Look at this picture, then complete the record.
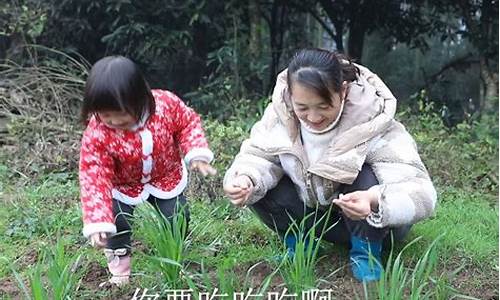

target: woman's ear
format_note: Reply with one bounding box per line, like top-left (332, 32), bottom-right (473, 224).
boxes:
top-left (341, 81), bottom-right (349, 100)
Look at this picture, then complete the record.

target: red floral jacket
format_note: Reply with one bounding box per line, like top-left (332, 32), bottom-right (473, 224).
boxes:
top-left (79, 89), bottom-right (213, 237)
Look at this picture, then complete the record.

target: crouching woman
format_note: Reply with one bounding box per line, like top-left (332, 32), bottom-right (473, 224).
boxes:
top-left (223, 48), bottom-right (437, 282)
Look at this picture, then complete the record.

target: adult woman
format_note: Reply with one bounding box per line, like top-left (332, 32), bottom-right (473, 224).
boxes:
top-left (223, 48), bottom-right (436, 282)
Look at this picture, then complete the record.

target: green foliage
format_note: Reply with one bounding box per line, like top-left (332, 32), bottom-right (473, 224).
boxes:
top-left (136, 202), bottom-right (188, 288)
top-left (398, 100), bottom-right (498, 196)
top-left (412, 186), bottom-right (498, 265)
top-left (0, 164), bottom-right (8, 192)
top-left (187, 200), bottom-right (275, 265)
top-left (3, 0), bottom-right (496, 121)
top-left (187, 260), bottom-right (242, 299)
top-left (97, 1), bottom-right (198, 61)
top-left (0, 1), bottom-right (47, 41)
top-left (185, 16), bottom-right (270, 120)
top-left (10, 238), bottom-right (84, 300)
top-left (5, 215), bottom-right (38, 240)
top-left (363, 32), bottom-right (482, 120)
top-left (278, 208), bottom-right (335, 293)
top-left (33, 0), bottom-right (235, 92)
top-left (184, 259), bottom-right (277, 299)
top-left (375, 237), bottom-right (435, 299)
top-left (368, 236), bottom-right (481, 300)
top-left (204, 119), bottom-right (249, 167)
top-left (3, 172), bottom-right (80, 242)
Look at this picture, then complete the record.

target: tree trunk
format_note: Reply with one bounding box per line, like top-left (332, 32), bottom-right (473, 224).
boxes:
top-left (248, 0), bottom-right (261, 60)
top-left (346, 0), bottom-right (366, 61)
top-left (332, 20), bottom-right (344, 52)
top-left (347, 22), bottom-right (365, 61)
top-left (479, 57), bottom-right (499, 113)
top-left (318, 0), bottom-right (345, 52)
top-left (267, 0), bottom-right (287, 94)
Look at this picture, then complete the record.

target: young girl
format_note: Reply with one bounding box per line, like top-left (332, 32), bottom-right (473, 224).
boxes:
top-left (223, 48), bottom-right (437, 282)
top-left (79, 56), bottom-right (216, 286)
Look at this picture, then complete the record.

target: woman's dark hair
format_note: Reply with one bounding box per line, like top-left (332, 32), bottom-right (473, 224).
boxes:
top-left (287, 48), bottom-right (359, 105)
top-left (81, 56), bottom-right (155, 124)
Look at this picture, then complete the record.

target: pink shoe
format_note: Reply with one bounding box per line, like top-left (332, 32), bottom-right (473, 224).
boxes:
top-left (100, 248), bottom-right (131, 287)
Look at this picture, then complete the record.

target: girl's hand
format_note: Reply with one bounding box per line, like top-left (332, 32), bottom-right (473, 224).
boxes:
top-left (332, 190), bottom-right (379, 221)
top-left (224, 175), bottom-right (254, 207)
top-left (90, 232), bottom-right (108, 248)
top-left (190, 160), bottom-right (217, 177)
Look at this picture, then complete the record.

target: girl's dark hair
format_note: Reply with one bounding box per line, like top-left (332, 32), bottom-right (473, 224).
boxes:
top-left (287, 48), bottom-right (359, 105)
top-left (81, 56), bottom-right (155, 124)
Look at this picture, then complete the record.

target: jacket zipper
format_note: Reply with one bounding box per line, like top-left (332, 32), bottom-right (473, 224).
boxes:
top-left (269, 148), bottom-right (319, 204)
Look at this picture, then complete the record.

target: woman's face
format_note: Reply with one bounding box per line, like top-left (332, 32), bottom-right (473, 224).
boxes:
top-left (97, 110), bottom-right (136, 130)
top-left (290, 83), bottom-right (345, 131)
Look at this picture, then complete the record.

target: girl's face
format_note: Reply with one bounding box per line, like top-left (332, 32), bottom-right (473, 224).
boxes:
top-left (97, 110), bottom-right (136, 130)
top-left (290, 83), bottom-right (345, 131)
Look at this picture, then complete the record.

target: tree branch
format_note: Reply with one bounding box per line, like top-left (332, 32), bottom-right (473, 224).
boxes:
top-left (420, 52), bottom-right (479, 90)
top-left (287, 2), bottom-right (337, 41)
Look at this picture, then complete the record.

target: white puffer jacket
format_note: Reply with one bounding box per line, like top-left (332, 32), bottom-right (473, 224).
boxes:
top-left (224, 64), bottom-right (437, 228)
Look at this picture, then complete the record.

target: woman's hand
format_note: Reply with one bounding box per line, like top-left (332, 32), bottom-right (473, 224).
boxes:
top-left (224, 175), bottom-right (254, 207)
top-left (332, 190), bottom-right (379, 220)
top-left (190, 160), bottom-right (217, 177)
top-left (90, 232), bottom-right (108, 248)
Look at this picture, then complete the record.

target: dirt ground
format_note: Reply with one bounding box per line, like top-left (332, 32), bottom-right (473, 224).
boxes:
top-left (2, 253), bottom-right (496, 300)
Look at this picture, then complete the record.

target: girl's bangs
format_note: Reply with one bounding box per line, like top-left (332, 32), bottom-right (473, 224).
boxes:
top-left (87, 88), bottom-right (126, 113)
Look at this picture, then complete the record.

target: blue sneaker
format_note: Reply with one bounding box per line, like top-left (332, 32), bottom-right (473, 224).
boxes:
top-left (350, 236), bottom-right (382, 282)
top-left (269, 234), bottom-right (297, 263)
top-left (283, 234), bottom-right (320, 259)
top-left (284, 234), bottom-right (297, 258)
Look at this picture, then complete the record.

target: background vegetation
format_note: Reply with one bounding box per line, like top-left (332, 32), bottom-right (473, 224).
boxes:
top-left (0, 0), bottom-right (497, 299)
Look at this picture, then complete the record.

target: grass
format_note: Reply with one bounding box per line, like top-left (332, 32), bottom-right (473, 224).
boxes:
top-left (277, 208), bottom-right (336, 293)
top-left (409, 186), bottom-right (498, 266)
top-left (357, 234), bottom-right (483, 300)
top-left (136, 202), bottom-right (188, 289)
top-left (371, 236), bottom-right (448, 300)
top-left (186, 201), bottom-right (276, 265)
top-left (7, 237), bottom-right (84, 300)
top-left (0, 167), bottom-right (498, 299)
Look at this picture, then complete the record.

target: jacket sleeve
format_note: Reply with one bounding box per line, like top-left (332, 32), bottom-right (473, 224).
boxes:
top-left (365, 122), bottom-right (437, 228)
top-left (79, 127), bottom-right (117, 238)
top-left (223, 105), bottom-right (285, 205)
top-left (166, 91), bottom-right (214, 165)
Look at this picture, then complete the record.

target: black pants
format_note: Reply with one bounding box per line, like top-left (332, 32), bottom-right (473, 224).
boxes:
top-left (107, 194), bottom-right (189, 251)
top-left (251, 164), bottom-right (411, 246)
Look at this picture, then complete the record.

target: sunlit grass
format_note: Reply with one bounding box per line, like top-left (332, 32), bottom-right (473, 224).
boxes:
top-left (136, 202), bottom-right (188, 289)
top-left (366, 235), bottom-right (480, 300)
top-left (0, 174), bottom-right (497, 299)
top-left (8, 238), bottom-right (84, 300)
top-left (278, 207), bottom-right (336, 293)
top-left (184, 259), bottom-right (278, 299)
top-left (410, 187), bottom-right (498, 266)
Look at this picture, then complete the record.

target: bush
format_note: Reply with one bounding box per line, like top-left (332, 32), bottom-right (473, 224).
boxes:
top-left (398, 101), bottom-right (498, 198)
top-left (4, 117), bottom-right (81, 180)
top-left (0, 46), bottom-right (88, 121)
top-left (1, 48), bottom-right (496, 202)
